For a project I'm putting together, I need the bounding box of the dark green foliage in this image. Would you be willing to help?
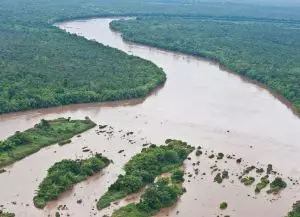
[241,176,255,186]
[287,201,300,217]
[220,202,228,210]
[0,211,15,217]
[267,177,287,194]
[112,177,184,217]
[255,176,270,193]
[0,118,96,167]
[34,154,110,208]
[171,169,184,183]
[214,173,223,184]
[97,140,194,209]
[111,17,300,114]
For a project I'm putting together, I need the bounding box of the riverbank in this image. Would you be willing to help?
[1,18,300,217]
[109,17,300,117]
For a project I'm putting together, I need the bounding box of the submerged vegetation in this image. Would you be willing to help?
[111,16,300,114]
[220,202,228,210]
[267,177,287,194]
[0,211,15,217]
[97,139,194,209]
[34,153,110,208]
[112,176,184,217]
[0,118,96,167]
[255,176,270,193]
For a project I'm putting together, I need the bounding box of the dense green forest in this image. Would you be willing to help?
[112,176,184,217]
[0,0,168,114]
[34,153,111,208]
[1,0,300,113]
[97,139,194,209]
[110,16,300,113]
[0,118,95,167]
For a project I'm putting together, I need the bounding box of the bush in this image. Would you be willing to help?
[220,202,228,210]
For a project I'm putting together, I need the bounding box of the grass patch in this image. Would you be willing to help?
[34,153,110,208]
[0,117,96,167]
[97,139,194,210]
[287,201,300,217]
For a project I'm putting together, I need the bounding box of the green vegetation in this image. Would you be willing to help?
[0,211,15,217]
[220,202,228,210]
[267,177,287,194]
[241,176,255,186]
[111,16,300,114]
[34,153,110,208]
[287,201,300,217]
[214,173,223,184]
[0,118,96,167]
[97,139,194,209]
[112,176,184,217]
[255,176,270,193]
[0,0,170,114]
[0,0,300,114]
[171,169,184,183]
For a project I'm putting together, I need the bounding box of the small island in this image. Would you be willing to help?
[0,117,96,167]
[112,174,185,217]
[0,211,15,217]
[97,139,194,210]
[34,153,111,208]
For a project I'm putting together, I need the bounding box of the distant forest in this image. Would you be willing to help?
[111,16,300,113]
[0,0,300,113]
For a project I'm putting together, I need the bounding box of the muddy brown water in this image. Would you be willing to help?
[1,18,300,217]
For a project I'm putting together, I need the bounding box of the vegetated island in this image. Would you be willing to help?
[0,117,96,167]
[34,153,111,208]
[112,172,185,217]
[97,139,194,210]
[110,16,300,114]
[0,211,15,217]
[287,201,300,217]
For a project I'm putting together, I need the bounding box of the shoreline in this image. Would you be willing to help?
[0,16,298,119]
[108,18,300,118]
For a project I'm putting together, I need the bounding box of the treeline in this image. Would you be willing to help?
[0,17,165,114]
[97,139,194,209]
[1,0,300,114]
[0,118,96,167]
[110,16,300,114]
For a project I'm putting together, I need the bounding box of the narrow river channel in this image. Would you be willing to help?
[0,18,300,217]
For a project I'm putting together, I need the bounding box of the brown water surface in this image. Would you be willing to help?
[0,18,300,217]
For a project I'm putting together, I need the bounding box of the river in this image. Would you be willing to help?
[0,18,300,217]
